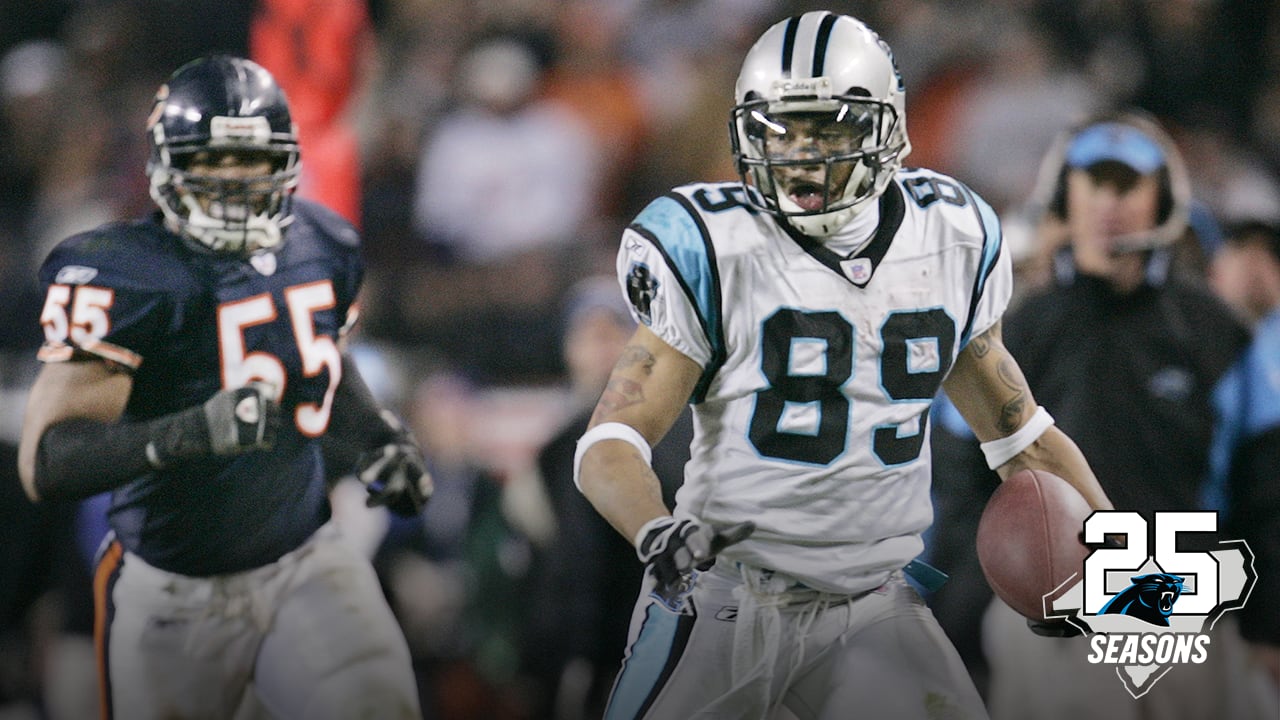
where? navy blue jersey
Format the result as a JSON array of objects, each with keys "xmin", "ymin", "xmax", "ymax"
[{"xmin": 36, "ymin": 199, "xmax": 362, "ymax": 575}]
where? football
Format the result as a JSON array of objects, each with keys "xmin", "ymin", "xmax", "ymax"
[{"xmin": 976, "ymin": 468, "xmax": 1092, "ymax": 620}]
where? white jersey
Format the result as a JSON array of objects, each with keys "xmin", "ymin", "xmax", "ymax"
[{"xmin": 616, "ymin": 169, "xmax": 1012, "ymax": 595}]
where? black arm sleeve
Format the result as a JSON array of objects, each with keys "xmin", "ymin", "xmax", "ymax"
[
  {"xmin": 321, "ymin": 353, "xmax": 400, "ymax": 483},
  {"xmin": 33, "ymin": 406, "xmax": 209, "ymax": 504}
]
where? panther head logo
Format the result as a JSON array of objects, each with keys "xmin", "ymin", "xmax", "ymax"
[
  {"xmin": 625, "ymin": 262, "xmax": 659, "ymax": 326},
  {"xmin": 1099, "ymin": 573, "xmax": 1185, "ymax": 626}
]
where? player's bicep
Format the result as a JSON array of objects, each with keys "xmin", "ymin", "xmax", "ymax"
[
  {"xmin": 587, "ymin": 324, "xmax": 701, "ymax": 445},
  {"xmin": 18, "ymin": 360, "xmax": 132, "ymax": 491},
  {"xmin": 942, "ymin": 320, "xmax": 1037, "ymax": 443}
]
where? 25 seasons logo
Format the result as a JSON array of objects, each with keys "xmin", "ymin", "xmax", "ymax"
[{"xmin": 1044, "ymin": 512, "xmax": 1256, "ymax": 698}]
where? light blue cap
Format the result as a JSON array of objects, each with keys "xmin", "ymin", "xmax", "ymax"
[{"xmin": 1064, "ymin": 122, "xmax": 1165, "ymax": 173}]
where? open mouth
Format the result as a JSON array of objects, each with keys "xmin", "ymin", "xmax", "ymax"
[
  {"xmin": 1159, "ymin": 591, "xmax": 1175, "ymax": 613},
  {"xmin": 787, "ymin": 180, "xmax": 827, "ymax": 212}
]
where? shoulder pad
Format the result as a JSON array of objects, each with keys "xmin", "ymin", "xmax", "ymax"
[
  {"xmin": 39, "ymin": 219, "xmax": 200, "ymax": 293},
  {"xmin": 896, "ymin": 168, "xmax": 999, "ymax": 242},
  {"xmin": 290, "ymin": 198, "xmax": 361, "ymax": 250}
]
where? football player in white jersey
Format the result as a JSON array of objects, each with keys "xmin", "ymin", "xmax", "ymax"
[{"xmin": 573, "ymin": 11, "xmax": 1114, "ymax": 720}]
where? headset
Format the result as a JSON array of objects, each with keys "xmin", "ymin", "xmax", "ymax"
[{"xmin": 1028, "ymin": 110, "xmax": 1191, "ymax": 255}]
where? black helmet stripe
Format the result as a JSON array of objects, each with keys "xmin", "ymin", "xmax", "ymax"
[
  {"xmin": 780, "ymin": 15, "xmax": 801, "ymax": 76},
  {"xmin": 811, "ymin": 13, "xmax": 838, "ymax": 77}
]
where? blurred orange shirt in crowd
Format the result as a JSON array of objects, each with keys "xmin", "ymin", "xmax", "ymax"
[{"xmin": 250, "ymin": 0, "xmax": 371, "ymax": 226}]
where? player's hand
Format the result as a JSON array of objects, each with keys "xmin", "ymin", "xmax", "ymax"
[
  {"xmin": 1079, "ymin": 531, "xmax": 1126, "ymax": 551},
  {"xmin": 202, "ymin": 382, "xmax": 281, "ymax": 455},
  {"xmin": 1026, "ymin": 617, "xmax": 1083, "ymax": 638},
  {"xmin": 357, "ymin": 419, "xmax": 432, "ymax": 517},
  {"xmin": 636, "ymin": 517, "xmax": 755, "ymax": 609},
  {"xmin": 149, "ymin": 382, "xmax": 282, "ymax": 469}
]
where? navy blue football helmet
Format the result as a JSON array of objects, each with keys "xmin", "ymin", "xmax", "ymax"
[{"xmin": 146, "ymin": 55, "xmax": 301, "ymax": 254}]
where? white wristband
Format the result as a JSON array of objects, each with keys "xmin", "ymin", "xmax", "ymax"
[
  {"xmin": 573, "ymin": 421, "xmax": 652, "ymax": 493},
  {"xmin": 980, "ymin": 406, "xmax": 1055, "ymax": 469}
]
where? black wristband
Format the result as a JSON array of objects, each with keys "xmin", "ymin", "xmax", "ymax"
[{"xmin": 33, "ymin": 407, "xmax": 210, "ymax": 503}]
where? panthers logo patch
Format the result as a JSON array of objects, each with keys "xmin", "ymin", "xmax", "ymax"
[
  {"xmin": 1098, "ymin": 573, "xmax": 1184, "ymax": 626},
  {"xmin": 1042, "ymin": 512, "xmax": 1257, "ymax": 699},
  {"xmin": 625, "ymin": 262, "xmax": 659, "ymax": 326}
]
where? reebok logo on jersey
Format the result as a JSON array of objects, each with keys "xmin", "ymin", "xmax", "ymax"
[{"xmin": 715, "ymin": 606, "xmax": 739, "ymax": 622}]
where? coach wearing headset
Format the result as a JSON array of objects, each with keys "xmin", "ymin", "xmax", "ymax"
[{"xmin": 974, "ymin": 111, "xmax": 1275, "ymax": 720}]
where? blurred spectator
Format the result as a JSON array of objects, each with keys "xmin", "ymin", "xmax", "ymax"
[
  {"xmin": 377, "ymin": 370, "xmax": 542, "ymax": 719},
  {"xmin": 1175, "ymin": 121, "xmax": 1280, "ymax": 230},
  {"xmin": 1206, "ymin": 221, "xmax": 1280, "ymax": 693},
  {"xmin": 251, "ymin": 0, "xmax": 375, "ymax": 225},
  {"xmin": 930, "ymin": 111, "xmax": 1273, "ymax": 719},
  {"xmin": 0, "ymin": 439, "xmax": 79, "ymax": 718},
  {"xmin": 376, "ymin": 29, "xmax": 603, "ymax": 382},
  {"xmin": 521, "ymin": 277, "xmax": 692, "ymax": 720},
  {"xmin": 543, "ymin": 1, "xmax": 651, "ymax": 225},
  {"xmin": 0, "ymin": 40, "xmax": 67, "ymax": 244},
  {"xmin": 950, "ymin": 17, "xmax": 1103, "ymax": 214},
  {"xmin": 0, "ymin": 41, "xmax": 65, "ymax": 360},
  {"xmin": 1128, "ymin": 0, "xmax": 1265, "ymax": 137},
  {"xmin": 412, "ymin": 31, "xmax": 599, "ymax": 264},
  {"xmin": 356, "ymin": 0, "xmax": 464, "ymax": 270},
  {"xmin": 1210, "ymin": 220, "xmax": 1280, "ymax": 327}
]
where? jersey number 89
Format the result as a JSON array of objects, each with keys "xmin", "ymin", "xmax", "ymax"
[{"xmin": 748, "ymin": 307, "xmax": 953, "ymax": 466}]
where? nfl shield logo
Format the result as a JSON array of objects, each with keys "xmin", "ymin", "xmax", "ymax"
[
  {"xmin": 840, "ymin": 257, "xmax": 872, "ymax": 284},
  {"xmin": 249, "ymin": 252, "xmax": 278, "ymax": 277}
]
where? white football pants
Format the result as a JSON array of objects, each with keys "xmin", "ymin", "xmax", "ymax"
[{"xmin": 94, "ymin": 523, "xmax": 420, "ymax": 720}]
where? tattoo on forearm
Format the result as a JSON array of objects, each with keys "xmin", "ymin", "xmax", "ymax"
[
  {"xmin": 617, "ymin": 345, "xmax": 656, "ymax": 375},
  {"xmin": 596, "ymin": 377, "xmax": 646, "ymax": 417},
  {"xmin": 996, "ymin": 358, "xmax": 1026, "ymax": 433},
  {"xmin": 968, "ymin": 335, "xmax": 991, "ymax": 358}
]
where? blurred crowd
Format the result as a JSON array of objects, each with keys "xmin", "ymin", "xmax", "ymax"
[{"xmin": 0, "ymin": 1, "xmax": 1277, "ymax": 719}]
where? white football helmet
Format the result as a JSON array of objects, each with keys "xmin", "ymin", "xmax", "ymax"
[{"xmin": 731, "ymin": 12, "xmax": 910, "ymax": 237}]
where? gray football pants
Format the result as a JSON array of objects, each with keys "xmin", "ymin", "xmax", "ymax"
[
  {"xmin": 604, "ymin": 561, "xmax": 988, "ymax": 720},
  {"xmin": 95, "ymin": 523, "xmax": 420, "ymax": 720}
]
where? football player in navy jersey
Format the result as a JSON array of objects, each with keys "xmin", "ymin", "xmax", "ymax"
[{"xmin": 17, "ymin": 56, "xmax": 429, "ymax": 719}]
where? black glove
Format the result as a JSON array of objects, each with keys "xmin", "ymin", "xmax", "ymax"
[
  {"xmin": 1027, "ymin": 617, "xmax": 1083, "ymax": 637},
  {"xmin": 356, "ymin": 414, "xmax": 432, "ymax": 517},
  {"xmin": 636, "ymin": 517, "xmax": 755, "ymax": 608},
  {"xmin": 148, "ymin": 382, "xmax": 281, "ymax": 468}
]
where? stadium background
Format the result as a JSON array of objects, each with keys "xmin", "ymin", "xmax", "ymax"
[{"xmin": 0, "ymin": 1, "xmax": 1276, "ymax": 718}]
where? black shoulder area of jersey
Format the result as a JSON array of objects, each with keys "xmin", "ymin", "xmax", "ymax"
[
  {"xmin": 39, "ymin": 215, "xmax": 203, "ymax": 293},
  {"xmin": 274, "ymin": 198, "xmax": 362, "ymax": 271},
  {"xmin": 291, "ymin": 198, "xmax": 361, "ymax": 250}
]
